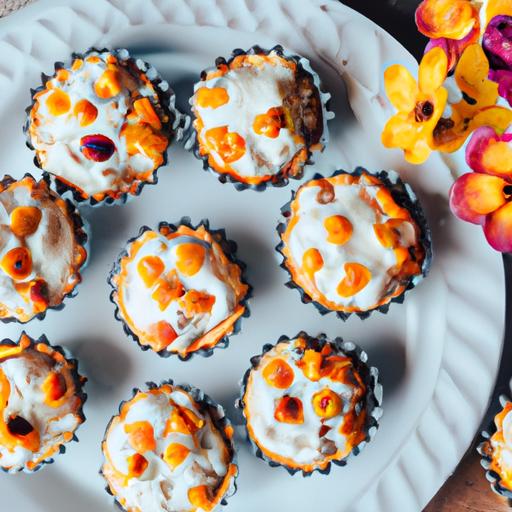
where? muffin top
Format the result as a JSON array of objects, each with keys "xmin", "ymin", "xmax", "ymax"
[
  {"xmin": 110, "ymin": 222, "xmax": 249, "ymax": 358},
  {"xmin": 0, "ymin": 333, "xmax": 86, "ymax": 472},
  {"xmin": 0, "ymin": 175, "xmax": 87, "ymax": 323},
  {"xmin": 27, "ymin": 49, "xmax": 171, "ymax": 202},
  {"xmin": 489, "ymin": 401, "xmax": 512, "ymax": 490},
  {"xmin": 242, "ymin": 335, "xmax": 371, "ymax": 473},
  {"xmin": 192, "ymin": 46, "xmax": 325, "ymax": 187},
  {"xmin": 280, "ymin": 170, "xmax": 427, "ymax": 314},
  {"xmin": 101, "ymin": 383, "xmax": 236, "ymax": 512}
]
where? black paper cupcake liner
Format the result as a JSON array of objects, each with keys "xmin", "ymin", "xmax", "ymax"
[
  {"xmin": 186, "ymin": 44, "xmax": 334, "ymax": 192},
  {"xmin": 237, "ymin": 331, "xmax": 383, "ymax": 477},
  {"xmin": 276, "ymin": 167, "xmax": 433, "ymax": 320},
  {"xmin": 108, "ymin": 216, "xmax": 252, "ymax": 361}
]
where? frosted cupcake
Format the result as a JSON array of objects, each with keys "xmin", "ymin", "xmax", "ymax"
[
  {"xmin": 26, "ymin": 48, "xmax": 183, "ymax": 205},
  {"xmin": 277, "ymin": 168, "xmax": 431, "ymax": 319},
  {"xmin": 239, "ymin": 333, "xmax": 382, "ymax": 475},
  {"xmin": 190, "ymin": 45, "xmax": 331, "ymax": 190},
  {"xmin": 0, "ymin": 174, "xmax": 88, "ymax": 323},
  {"xmin": 0, "ymin": 332, "xmax": 87, "ymax": 473},
  {"xmin": 101, "ymin": 381, "xmax": 237, "ymax": 512},
  {"xmin": 109, "ymin": 219, "xmax": 250, "ymax": 359}
]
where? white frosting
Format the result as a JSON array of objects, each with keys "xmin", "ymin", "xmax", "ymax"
[
  {"xmin": 193, "ymin": 52, "xmax": 302, "ymax": 178},
  {"xmin": 0, "ymin": 181, "xmax": 80, "ymax": 321},
  {"xmin": 118, "ymin": 231, "xmax": 237, "ymax": 354},
  {"xmin": 286, "ymin": 179, "xmax": 418, "ymax": 310},
  {"xmin": 244, "ymin": 339, "xmax": 363, "ymax": 467},
  {"xmin": 0, "ymin": 348, "xmax": 81, "ymax": 471},
  {"xmin": 30, "ymin": 51, "xmax": 159, "ymax": 196},
  {"xmin": 492, "ymin": 408, "xmax": 512, "ymax": 478},
  {"xmin": 103, "ymin": 388, "xmax": 231, "ymax": 512}
]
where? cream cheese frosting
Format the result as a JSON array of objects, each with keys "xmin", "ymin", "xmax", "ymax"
[{"xmin": 101, "ymin": 384, "xmax": 236, "ymax": 512}]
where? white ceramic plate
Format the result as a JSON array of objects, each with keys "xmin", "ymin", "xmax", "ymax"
[{"xmin": 0, "ymin": 1, "xmax": 505, "ymax": 511}]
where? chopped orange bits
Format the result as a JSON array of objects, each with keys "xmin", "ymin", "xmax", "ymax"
[
  {"xmin": 188, "ymin": 485, "xmax": 215, "ymax": 511},
  {"xmin": 324, "ymin": 215, "xmax": 353, "ymax": 245},
  {"xmin": 373, "ymin": 219, "xmax": 403, "ymax": 248},
  {"xmin": 312, "ymin": 389, "xmax": 342, "ymax": 419},
  {"xmin": 274, "ymin": 396, "xmax": 304, "ymax": 424},
  {"xmin": 94, "ymin": 69, "xmax": 122, "ymax": 99},
  {"xmin": 181, "ymin": 290, "xmax": 216, "ymax": 316},
  {"xmin": 46, "ymin": 88, "xmax": 71, "ymax": 116},
  {"xmin": 178, "ymin": 406, "xmax": 205, "ymax": 433},
  {"xmin": 164, "ymin": 408, "xmax": 191, "ymax": 436},
  {"xmin": 163, "ymin": 442, "xmax": 190, "ymax": 469},
  {"xmin": 151, "ymin": 271, "xmax": 185, "ymax": 310},
  {"xmin": 134, "ymin": 98, "xmax": 162, "ymax": 130},
  {"xmin": 6, "ymin": 415, "xmax": 40, "ymax": 452},
  {"xmin": 321, "ymin": 356, "xmax": 352, "ymax": 382},
  {"xmin": 41, "ymin": 372, "xmax": 67, "ymax": 405},
  {"xmin": 298, "ymin": 349, "xmax": 323, "ymax": 381},
  {"xmin": 29, "ymin": 279, "xmax": 49, "ymax": 308},
  {"xmin": 10, "ymin": 206, "xmax": 42, "ymax": 237},
  {"xmin": 337, "ymin": 263, "xmax": 371, "ymax": 298},
  {"xmin": 71, "ymin": 58, "xmax": 83, "ymax": 71},
  {"xmin": 302, "ymin": 248, "xmax": 323, "ymax": 278},
  {"xmin": 253, "ymin": 107, "xmax": 284, "ymax": 138},
  {"xmin": 121, "ymin": 123, "xmax": 168, "ymax": 166},
  {"xmin": 394, "ymin": 247, "xmax": 410, "ymax": 268},
  {"xmin": 127, "ymin": 453, "xmax": 148, "ymax": 478},
  {"xmin": 205, "ymin": 126, "xmax": 246, "ymax": 163},
  {"xmin": 0, "ymin": 247, "xmax": 32, "ymax": 280},
  {"xmin": 55, "ymin": 69, "xmax": 70, "ymax": 82},
  {"xmin": 175, "ymin": 243, "xmax": 206, "ymax": 277},
  {"xmin": 195, "ymin": 87, "xmax": 229, "ymax": 109},
  {"xmin": 137, "ymin": 255, "xmax": 165, "ymax": 287},
  {"xmin": 376, "ymin": 188, "xmax": 409, "ymax": 219},
  {"xmin": 73, "ymin": 99, "xmax": 98, "ymax": 127},
  {"xmin": 150, "ymin": 321, "xmax": 178, "ymax": 351},
  {"xmin": 262, "ymin": 358, "xmax": 295, "ymax": 389},
  {"xmin": 124, "ymin": 421, "xmax": 156, "ymax": 453}
]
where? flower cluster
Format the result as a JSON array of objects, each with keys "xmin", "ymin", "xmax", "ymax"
[{"xmin": 382, "ymin": 0, "xmax": 512, "ymax": 252}]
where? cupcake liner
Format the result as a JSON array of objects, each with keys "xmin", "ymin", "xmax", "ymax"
[
  {"xmin": 276, "ymin": 167, "xmax": 433, "ymax": 320},
  {"xmin": 186, "ymin": 44, "xmax": 334, "ymax": 192},
  {"xmin": 237, "ymin": 331, "xmax": 383, "ymax": 477},
  {"xmin": 478, "ymin": 394, "xmax": 512, "ymax": 504},
  {"xmin": 24, "ymin": 47, "xmax": 189, "ymax": 207},
  {"xmin": 0, "ymin": 332, "xmax": 87, "ymax": 474},
  {"xmin": 0, "ymin": 173, "xmax": 90, "ymax": 324},
  {"xmin": 108, "ymin": 216, "xmax": 252, "ymax": 361},
  {"xmin": 100, "ymin": 379, "xmax": 238, "ymax": 510}
]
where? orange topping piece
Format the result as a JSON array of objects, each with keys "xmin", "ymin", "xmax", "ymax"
[
  {"xmin": 262, "ymin": 358, "xmax": 295, "ymax": 389},
  {"xmin": 0, "ymin": 247, "xmax": 32, "ymax": 280},
  {"xmin": 373, "ymin": 220, "xmax": 402, "ymax": 248},
  {"xmin": 324, "ymin": 215, "xmax": 353, "ymax": 245},
  {"xmin": 164, "ymin": 408, "xmax": 191, "ymax": 436},
  {"xmin": 274, "ymin": 396, "xmax": 304, "ymax": 424},
  {"xmin": 41, "ymin": 372, "xmax": 67, "ymax": 405},
  {"xmin": 205, "ymin": 126, "xmax": 246, "ymax": 163},
  {"xmin": 73, "ymin": 99, "xmax": 98, "ymax": 127},
  {"xmin": 302, "ymin": 248, "xmax": 323, "ymax": 278},
  {"xmin": 56, "ymin": 69, "xmax": 70, "ymax": 82},
  {"xmin": 94, "ymin": 69, "xmax": 122, "ymax": 99},
  {"xmin": 196, "ymin": 87, "xmax": 229, "ymax": 109},
  {"xmin": 181, "ymin": 290, "xmax": 216, "ymax": 316},
  {"xmin": 298, "ymin": 349, "xmax": 323, "ymax": 381},
  {"xmin": 337, "ymin": 263, "xmax": 371, "ymax": 298},
  {"xmin": 137, "ymin": 255, "xmax": 165, "ymax": 287},
  {"xmin": 376, "ymin": 188, "xmax": 409, "ymax": 219},
  {"xmin": 121, "ymin": 123, "xmax": 168, "ymax": 166},
  {"xmin": 134, "ymin": 98, "xmax": 162, "ymax": 130},
  {"xmin": 163, "ymin": 442, "xmax": 190, "ymax": 469},
  {"xmin": 46, "ymin": 88, "xmax": 71, "ymax": 116},
  {"xmin": 10, "ymin": 206, "xmax": 42, "ymax": 237},
  {"xmin": 188, "ymin": 485, "xmax": 215, "ymax": 511},
  {"xmin": 175, "ymin": 243, "xmax": 206, "ymax": 277},
  {"xmin": 321, "ymin": 356, "xmax": 352, "ymax": 382},
  {"xmin": 124, "ymin": 421, "xmax": 156, "ymax": 453},
  {"xmin": 253, "ymin": 107, "xmax": 284, "ymax": 138},
  {"xmin": 312, "ymin": 389, "xmax": 342, "ymax": 419},
  {"xmin": 178, "ymin": 406, "xmax": 205, "ymax": 433},
  {"xmin": 151, "ymin": 271, "xmax": 185, "ymax": 310},
  {"xmin": 150, "ymin": 321, "xmax": 178, "ymax": 351},
  {"xmin": 394, "ymin": 247, "xmax": 410, "ymax": 268},
  {"xmin": 6, "ymin": 415, "xmax": 40, "ymax": 452},
  {"xmin": 127, "ymin": 453, "xmax": 148, "ymax": 478},
  {"xmin": 71, "ymin": 58, "xmax": 83, "ymax": 71}
]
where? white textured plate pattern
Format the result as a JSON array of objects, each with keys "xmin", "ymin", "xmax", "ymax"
[{"xmin": 0, "ymin": 1, "xmax": 505, "ymax": 511}]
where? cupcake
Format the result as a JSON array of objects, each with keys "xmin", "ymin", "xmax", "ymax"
[
  {"xmin": 109, "ymin": 218, "xmax": 251, "ymax": 359},
  {"xmin": 239, "ymin": 332, "xmax": 382, "ymax": 475},
  {"xmin": 478, "ymin": 395, "xmax": 512, "ymax": 503},
  {"xmin": 189, "ymin": 45, "xmax": 332, "ymax": 190},
  {"xmin": 277, "ymin": 168, "xmax": 431, "ymax": 319},
  {"xmin": 101, "ymin": 381, "xmax": 237, "ymax": 512},
  {"xmin": 0, "ymin": 174, "xmax": 88, "ymax": 323},
  {"xmin": 0, "ymin": 332, "xmax": 87, "ymax": 473},
  {"xmin": 25, "ymin": 48, "xmax": 184, "ymax": 205}
]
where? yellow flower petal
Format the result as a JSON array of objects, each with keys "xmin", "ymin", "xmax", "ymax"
[
  {"xmin": 405, "ymin": 137, "xmax": 432, "ymax": 164},
  {"xmin": 419, "ymin": 47, "xmax": 448, "ymax": 95},
  {"xmin": 483, "ymin": 0, "xmax": 512, "ymax": 28},
  {"xmin": 384, "ymin": 64, "xmax": 419, "ymax": 112},
  {"xmin": 381, "ymin": 114, "xmax": 418, "ymax": 150}
]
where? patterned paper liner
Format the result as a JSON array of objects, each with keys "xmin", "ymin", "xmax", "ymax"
[
  {"xmin": 24, "ymin": 47, "xmax": 189, "ymax": 207},
  {"xmin": 186, "ymin": 44, "xmax": 334, "ymax": 191},
  {"xmin": 0, "ymin": 173, "xmax": 90, "ymax": 324},
  {"xmin": 276, "ymin": 167, "xmax": 433, "ymax": 320},
  {"xmin": 108, "ymin": 217, "xmax": 252, "ymax": 361},
  {"xmin": 0, "ymin": 332, "xmax": 87, "ymax": 474},
  {"xmin": 100, "ymin": 379, "xmax": 238, "ymax": 511},
  {"xmin": 237, "ymin": 332, "xmax": 383, "ymax": 476}
]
